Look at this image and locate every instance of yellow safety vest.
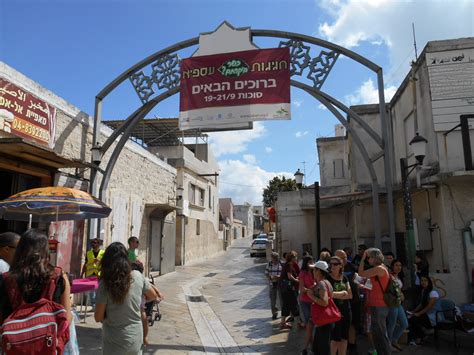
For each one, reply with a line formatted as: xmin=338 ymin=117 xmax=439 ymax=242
xmin=85 ymin=249 xmax=105 ymax=277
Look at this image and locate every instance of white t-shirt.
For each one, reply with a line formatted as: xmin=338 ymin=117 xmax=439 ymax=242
xmin=429 ymin=290 xmax=439 ymax=299
xmin=0 ymin=258 xmax=10 ymax=273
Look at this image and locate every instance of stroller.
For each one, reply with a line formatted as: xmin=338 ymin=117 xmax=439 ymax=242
xmin=145 ymin=274 xmax=162 ymax=326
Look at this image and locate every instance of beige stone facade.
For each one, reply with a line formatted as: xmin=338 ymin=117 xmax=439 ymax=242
xmin=0 ymin=61 xmax=177 ymax=275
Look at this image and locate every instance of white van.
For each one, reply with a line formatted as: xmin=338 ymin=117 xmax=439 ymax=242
xmin=267 ymin=232 xmax=275 ymax=240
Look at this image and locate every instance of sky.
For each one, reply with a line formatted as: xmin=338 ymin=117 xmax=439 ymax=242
xmin=1 ymin=0 xmax=473 ymax=205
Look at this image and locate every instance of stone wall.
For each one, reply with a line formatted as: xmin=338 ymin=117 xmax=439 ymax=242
xmin=184 ymin=217 xmax=224 ymax=264
xmin=1 ymin=62 xmax=177 ymax=269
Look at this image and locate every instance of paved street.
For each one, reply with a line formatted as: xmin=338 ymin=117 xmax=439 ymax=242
xmin=76 ymin=237 xmax=473 ymax=354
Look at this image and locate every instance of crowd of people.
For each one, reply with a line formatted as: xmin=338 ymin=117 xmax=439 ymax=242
xmin=265 ymin=244 xmax=440 ymax=355
xmin=0 ymin=230 xmax=163 ymax=355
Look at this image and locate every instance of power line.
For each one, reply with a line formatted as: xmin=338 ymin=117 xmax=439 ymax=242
xmin=220 ymin=180 xmax=262 ymax=188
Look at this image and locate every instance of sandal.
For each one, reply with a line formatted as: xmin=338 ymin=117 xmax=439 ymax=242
xmin=280 ymin=322 xmax=292 ymax=330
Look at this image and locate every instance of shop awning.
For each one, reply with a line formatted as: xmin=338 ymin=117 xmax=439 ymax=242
xmin=0 ymin=138 xmax=87 ymax=169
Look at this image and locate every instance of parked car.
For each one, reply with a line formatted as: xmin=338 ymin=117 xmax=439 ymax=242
xmin=256 ymin=233 xmax=267 ymax=240
xmin=267 ymin=232 xmax=275 ymax=240
xmin=250 ymin=238 xmax=268 ymax=257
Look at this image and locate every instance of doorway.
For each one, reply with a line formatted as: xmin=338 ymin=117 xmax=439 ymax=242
xmin=150 ymin=219 xmax=162 ymax=272
xmin=0 ymin=169 xmax=42 ymax=234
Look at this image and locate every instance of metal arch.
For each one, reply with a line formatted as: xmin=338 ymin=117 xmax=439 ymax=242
xmin=96 ymin=81 xmax=384 ymax=240
xmin=99 ymin=87 xmax=180 ymax=199
xmin=295 ymin=81 xmax=381 ymax=243
xmin=252 ymin=29 xmax=380 ymax=72
xmin=90 ymin=28 xmax=395 ymax=245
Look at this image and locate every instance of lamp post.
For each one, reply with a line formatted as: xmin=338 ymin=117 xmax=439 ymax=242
xmin=168 ymin=186 xmax=184 ymax=204
xmin=294 ymin=169 xmax=321 ymax=256
xmin=401 ymin=132 xmax=428 ymax=286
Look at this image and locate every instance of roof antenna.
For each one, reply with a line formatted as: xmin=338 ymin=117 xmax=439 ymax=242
xmin=412 ymin=23 xmax=418 ymax=61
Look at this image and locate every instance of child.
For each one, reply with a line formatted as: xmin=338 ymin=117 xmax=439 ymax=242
xmin=130 ymin=262 xmax=164 ymax=345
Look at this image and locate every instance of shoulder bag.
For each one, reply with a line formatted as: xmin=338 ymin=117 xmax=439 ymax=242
xmin=311 ymin=280 xmax=342 ymax=326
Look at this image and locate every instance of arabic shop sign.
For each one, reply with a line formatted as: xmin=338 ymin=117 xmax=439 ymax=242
xmin=0 ymin=77 xmax=56 ymax=148
xmin=179 ymin=48 xmax=291 ymax=130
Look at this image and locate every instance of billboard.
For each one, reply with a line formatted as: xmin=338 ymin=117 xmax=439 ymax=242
xmin=179 ymin=48 xmax=291 ymax=130
xmin=426 ymin=48 xmax=474 ymax=132
xmin=0 ymin=77 xmax=56 ymax=148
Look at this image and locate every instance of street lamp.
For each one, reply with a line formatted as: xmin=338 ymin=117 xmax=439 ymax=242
xmin=294 ymin=169 xmax=304 ymax=186
xmin=168 ymin=186 xmax=184 ymax=204
xmin=401 ymin=132 xmax=428 ymax=287
xmin=91 ymin=143 xmax=103 ymax=165
xmin=409 ymin=133 xmax=428 ymax=165
xmin=294 ymin=169 xmax=321 ymax=256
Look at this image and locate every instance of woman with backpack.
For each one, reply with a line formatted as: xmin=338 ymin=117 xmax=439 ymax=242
xmin=387 ymin=259 xmax=408 ymax=351
xmin=94 ymin=242 xmax=158 ymax=354
xmin=0 ymin=229 xmax=72 ymax=354
xmin=358 ymin=248 xmax=392 ymax=355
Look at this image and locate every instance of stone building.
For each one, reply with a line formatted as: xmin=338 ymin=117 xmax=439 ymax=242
xmin=0 ymin=62 xmax=223 ymax=276
xmin=147 ymin=141 xmax=222 ymax=265
xmin=234 ymin=203 xmax=254 ymax=238
xmin=276 ymin=37 xmax=474 ymax=303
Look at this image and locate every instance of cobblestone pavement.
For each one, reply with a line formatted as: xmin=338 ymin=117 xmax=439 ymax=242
xmin=76 ymin=237 xmax=474 ymax=354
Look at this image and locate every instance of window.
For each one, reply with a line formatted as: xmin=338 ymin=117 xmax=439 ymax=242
xmin=199 ymin=188 xmax=205 ymax=207
xmin=196 ymin=219 xmax=201 ymax=235
xmin=189 ymin=183 xmax=196 ymax=205
xmin=208 ymin=186 xmax=212 ymax=208
xmin=333 ymin=159 xmax=344 ymax=178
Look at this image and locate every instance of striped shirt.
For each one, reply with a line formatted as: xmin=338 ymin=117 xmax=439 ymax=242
xmin=265 ymin=261 xmax=282 ymax=280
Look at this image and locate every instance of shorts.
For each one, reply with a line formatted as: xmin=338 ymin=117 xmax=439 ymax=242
xmin=299 ymin=301 xmax=312 ymax=325
xmin=331 ymin=309 xmax=351 ymax=341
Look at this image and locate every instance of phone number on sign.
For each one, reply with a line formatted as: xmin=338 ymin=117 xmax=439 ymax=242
xmin=13 ymin=119 xmax=50 ymax=142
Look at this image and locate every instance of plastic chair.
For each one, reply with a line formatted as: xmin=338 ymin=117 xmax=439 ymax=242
xmin=434 ymin=298 xmax=458 ymax=348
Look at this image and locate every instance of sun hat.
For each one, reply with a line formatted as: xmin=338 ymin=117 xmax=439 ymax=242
xmin=313 ymin=260 xmax=329 ymax=272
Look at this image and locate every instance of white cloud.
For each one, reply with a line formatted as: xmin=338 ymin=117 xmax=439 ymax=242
xmin=295 ymin=130 xmax=309 ymax=138
xmin=293 ymin=99 xmax=303 ymax=108
xmin=318 ymin=103 xmax=327 ymax=110
xmin=318 ymin=0 xmax=473 ymax=84
xmin=345 ymin=78 xmax=397 ymax=105
xmin=243 ymin=154 xmax=257 ymax=164
xmin=208 ymin=122 xmax=265 ymax=157
xmin=218 ymin=159 xmax=293 ymax=205
xmin=265 ymin=146 xmax=273 ymax=153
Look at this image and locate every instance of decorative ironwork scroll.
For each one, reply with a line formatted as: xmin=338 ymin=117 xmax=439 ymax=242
xmin=279 ymin=40 xmax=339 ymax=89
xmin=129 ymin=54 xmax=180 ymax=103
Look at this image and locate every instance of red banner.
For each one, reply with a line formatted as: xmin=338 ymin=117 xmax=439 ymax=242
xmin=179 ymin=48 xmax=291 ymax=130
xmin=0 ymin=77 xmax=56 ymax=148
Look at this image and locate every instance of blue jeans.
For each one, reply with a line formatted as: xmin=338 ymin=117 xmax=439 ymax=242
xmin=387 ymin=305 xmax=408 ymax=343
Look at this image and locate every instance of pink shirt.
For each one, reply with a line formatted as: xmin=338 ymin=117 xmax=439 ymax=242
xmin=299 ymin=270 xmax=315 ymax=303
xmin=368 ymin=268 xmax=389 ymax=307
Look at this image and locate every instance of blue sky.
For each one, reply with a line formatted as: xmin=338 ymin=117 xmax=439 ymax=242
xmin=1 ymin=0 xmax=472 ymax=204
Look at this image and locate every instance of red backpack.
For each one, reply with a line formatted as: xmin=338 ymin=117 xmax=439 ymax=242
xmin=0 ymin=267 xmax=70 ymax=355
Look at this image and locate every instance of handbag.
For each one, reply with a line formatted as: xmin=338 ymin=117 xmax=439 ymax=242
xmin=311 ymin=280 xmax=342 ymax=326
